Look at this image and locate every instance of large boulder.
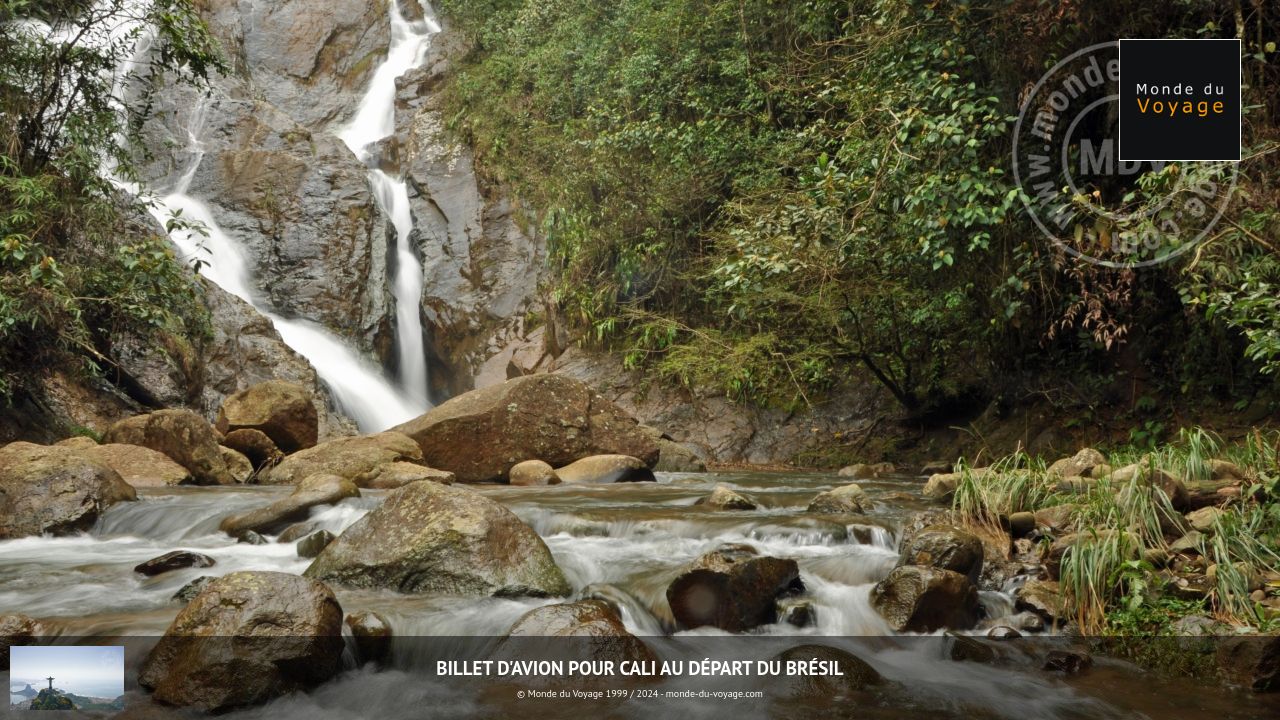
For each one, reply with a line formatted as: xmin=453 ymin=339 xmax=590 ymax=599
xmin=70 ymin=442 xmax=193 ymax=487
xmin=897 ymin=525 xmax=984 ymax=585
xmin=263 ymin=431 xmax=424 ymax=485
xmin=391 ymin=375 xmax=658 ymax=483
xmin=304 ymin=481 xmax=570 ymax=597
xmin=216 ymin=380 xmax=318 ymax=453
xmin=102 ymin=410 xmax=233 ymax=485
xmin=555 ymin=454 xmax=655 ymax=484
xmin=0 ymin=442 xmax=136 ymax=539
xmin=1047 ymin=448 xmax=1107 ymax=478
xmin=807 ymin=484 xmax=870 ymax=514
xmin=666 ymin=544 xmax=803 ymax=632
xmin=221 ymin=428 xmax=283 ymax=470
xmin=138 ymin=571 xmax=344 ymax=711
xmin=219 ymin=474 xmax=359 ymax=538
xmin=869 ymin=566 xmax=980 ymax=633
xmin=508 ymin=459 xmax=561 ymax=487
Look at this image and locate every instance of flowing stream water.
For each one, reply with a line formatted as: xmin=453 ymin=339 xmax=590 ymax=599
xmin=3 ymin=472 xmax=1275 ymax=719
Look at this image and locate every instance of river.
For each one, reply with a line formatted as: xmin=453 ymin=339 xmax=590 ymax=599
xmin=1 ymin=470 xmax=1276 ymax=719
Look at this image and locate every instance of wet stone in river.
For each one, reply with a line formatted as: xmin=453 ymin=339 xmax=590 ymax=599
xmin=135 ymin=551 xmax=216 ymax=577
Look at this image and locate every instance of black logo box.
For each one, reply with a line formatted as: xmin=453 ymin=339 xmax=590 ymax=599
xmin=1119 ymin=38 xmax=1241 ymax=162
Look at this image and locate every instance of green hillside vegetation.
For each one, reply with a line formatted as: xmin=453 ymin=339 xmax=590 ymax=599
xmin=438 ymin=0 xmax=1280 ymax=427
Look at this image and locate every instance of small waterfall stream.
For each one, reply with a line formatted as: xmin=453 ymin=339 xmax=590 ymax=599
xmin=338 ymin=2 xmax=440 ymax=409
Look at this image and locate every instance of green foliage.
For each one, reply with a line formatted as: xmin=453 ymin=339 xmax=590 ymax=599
xmin=1186 ymin=208 xmax=1280 ymax=377
xmin=1106 ymin=591 xmax=1207 ymax=636
xmin=1059 ymin=527 xmax=1142 ymax=633
xmin=1161 ymin=426 xmax=1221 ymax=483
xmin=440 ymin=0 xmax=1280 ymax=416
xmin=0 ymin=0 xmax=224 ymax=399
xmin=439 ymin=0 xmax=1017 ymax=412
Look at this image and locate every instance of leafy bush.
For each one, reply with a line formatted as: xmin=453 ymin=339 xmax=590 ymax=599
xmin=0 ymin=0 xmax=224 ymax=399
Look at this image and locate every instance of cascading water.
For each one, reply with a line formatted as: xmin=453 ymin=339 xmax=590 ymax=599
xmin=142 ymin=2 xmax=441 ymax=429
xmin=41 ymin=1 xmax=436 ymax=430
xmin=337 ymin=2 xmax=440 ymax=409
xmin=152 ymin=107 xmax=424 ymax=430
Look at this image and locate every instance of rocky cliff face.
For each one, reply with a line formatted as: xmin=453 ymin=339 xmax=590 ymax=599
xmin=124 ymin=1 xmax=871 ymax=463
xmin=140 ymin=0 xmax=396 ymax=354
xmin=143 ymin=3 xmax=545 ymax=400
xmin=0 ymin=1 xmax=882 ymax=463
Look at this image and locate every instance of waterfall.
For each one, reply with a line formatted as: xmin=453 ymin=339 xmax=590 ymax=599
xmin=338 ymin=2 xmax=440 ymax=409
xmin=154 ymin=109 xmax=424 ymax=431
xmin=132 ymin=1 xmax=440 ymax=430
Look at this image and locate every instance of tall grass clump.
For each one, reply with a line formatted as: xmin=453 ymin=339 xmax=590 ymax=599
xmin=1232 ymin=428 xmax=1280 ymax=478
xmin=1156 ymin=427 xmax=1222 ymax=484
xmin=952 ymin=452 xmax=1058 ymax=530
xmin=1059 ymin=470 xmax=1180 ymax=632
xmin=1199 ymin=505 xmax=1280 ymax=622
xmin=1059 ymin=529 xmax=1142 ymax=634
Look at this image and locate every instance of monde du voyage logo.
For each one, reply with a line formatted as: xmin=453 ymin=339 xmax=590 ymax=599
xmin=1013 ymin=39 xmax=1241 ymax=268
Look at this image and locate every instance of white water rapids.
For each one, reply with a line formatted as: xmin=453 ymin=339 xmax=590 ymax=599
xmin=3 ymin=471 xmax=1271 ymax=719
